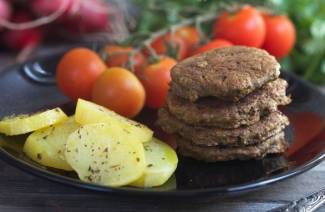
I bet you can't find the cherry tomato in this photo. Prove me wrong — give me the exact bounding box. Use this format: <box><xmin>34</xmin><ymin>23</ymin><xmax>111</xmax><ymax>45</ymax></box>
<box><xmin>262</xmin><ymin>15</ymin><xmax>296</xmax><ymax>59</ymax></box>
<box><xmin>175</xmin><ymin>26</ymin><xmax>200</xmax><ymax>52</ymax></box>
<box><xmin>148</xmin><ymin>33</ymin><xmax>187</xmax><ymax>60</ymax></box>
<box><xmin>190</xmin><ymin>39</ymin><xmax>233</xmax><ymax>56</ymax></box>
<box><xmin>213</xmin><ymin>5</ymin><xmax>265</xmax><ymax>47</ymax></box>
<box><xmin>102</xmin><ymin>45</ymin><xmax>146</xmax><ymax>76</ymax></box>
<box><xmin>141</xmin><ymin>57</ymin><xmax>177</xmax><ymax>109</ymax></box>
<box><xmin>56</xmin><ymin>48</ymin><xmax>106</xmax><ymax>100</ymax></box>
<box><xmin>92</xmin><ymin>67</ymin><xmax>145</xmax><ymax>118</ymax></box>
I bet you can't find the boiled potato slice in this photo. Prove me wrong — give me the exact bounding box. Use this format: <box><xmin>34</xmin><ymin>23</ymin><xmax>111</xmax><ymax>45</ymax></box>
<box><xmin>130</xmin><ymin>138</ymin><xmax>178</xmax><ymax>188</ymax></box>
<box><xmin>65</xmin><ymin>123</ymin><xmax>145</xmax><ymax>187</ymax></box>
<box><xmin>75</xmin><ymin>99</ymin><xmax>152</xmax><ymax>143</ymax></box>
<box><xmin>0</xmin><ymin>108</ymin><xmax>68</xmax><ymax>136</ymax></box>
<box><xmin>23</xmin><ymin>117</ymin><xmax>79</xmax><ymax>171</ymax></box>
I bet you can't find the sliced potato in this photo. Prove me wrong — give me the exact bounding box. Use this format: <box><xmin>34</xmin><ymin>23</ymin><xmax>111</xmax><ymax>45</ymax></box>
<box><xmin>75</xmin><ymin>99</ymin><xmax>153</xmax><ymax>143</ymax></box>
<box><xmin>0</xmin><ymin>108</ymin><xmax>68</xmax><ymax>136</ymax></box>
<box><xmin>65</xmin><ymin>123</ymin><xmax>145</xmax><ymax>187</ymax></box>
<box><xmin>23</xmin><ymin>117</ymin><xmax>79</xmax><ymax>171</ymax></box>
<box><xmin>130</xmin><ymin>138</ymin><xmax>178</xmax><ymax>188</ymax></box>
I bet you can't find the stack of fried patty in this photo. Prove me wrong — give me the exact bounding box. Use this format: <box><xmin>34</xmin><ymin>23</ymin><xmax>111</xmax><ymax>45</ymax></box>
<box><xmin>157</xmin><ymin>46</ymin><xmax>291</xmax><ymax>162</ymax></box>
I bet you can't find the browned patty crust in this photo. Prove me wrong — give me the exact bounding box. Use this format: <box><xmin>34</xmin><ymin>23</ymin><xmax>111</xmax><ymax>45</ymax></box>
<box><xmin>170</xmin><ymin>46</ymin><xmax>280</xmax><ymax>102</ymax></box>
<box><xmin>157</xmin><ymin>108</ymin><xmax>289</xmax><ymax>147</ymax></box>
<box><xmin>177</xmin><ymin>132</ymin><xmax>288</xmax><ymax>162</ymax></box>
<box><xmin>166</xmin><ymin>78</ymin><xmax>291</xmax><ymax>128</ymax></box>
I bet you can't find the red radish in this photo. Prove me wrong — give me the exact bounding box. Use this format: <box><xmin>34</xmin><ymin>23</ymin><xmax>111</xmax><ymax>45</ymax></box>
<box><xmin>0</xmin><ymin>0</ymin><xmax>11</xmax><ymax>28</ymax></box>
<box><xmin>4</xmin><ymin>28</ymin><xmax>43</xmax><ymax>50</ymax></box>
<box><xmin>31</xmin><ymin>0</ymin><xmax>73</xmax><ymax>21</ymax></box>
<box><xmin>2</xmin><ymin>11</ymin><xmax>43</xmax><ymax>50</ymax></box>
<box><xmin>64</xmin><ymin>0</ymin><xmax>110</xmax><ymax>33</ymax></box>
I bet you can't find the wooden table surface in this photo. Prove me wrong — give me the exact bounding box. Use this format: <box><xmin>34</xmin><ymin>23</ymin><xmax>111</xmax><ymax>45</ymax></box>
<box><xmin>0</xmin><ymin>160</ymin><xmax>323</xmax><ymax>212</ymax></box>
<box><xmin>0</xmin><ymin>49</ymin><xmax>324</xmax><ymax>212</ymax></box>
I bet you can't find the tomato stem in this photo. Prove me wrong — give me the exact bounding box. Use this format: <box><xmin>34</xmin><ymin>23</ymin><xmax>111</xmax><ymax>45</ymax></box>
<box><xmin>142</xmin><ymin>13</ymin><xmax>216</xmax><ymax>46</ymax></box>
<box><xmin>129</xmin><ymin>13</ymin><xmax>217</xmax><ymax>61</ymax></box>
<box><xmin>144</xmin><ymin>41</ymin><xmax>159</xmax><ymax>59</ymax></box>
<box><xmin>126</xmin><ymin>49</ymin><xmax>138</xmax><ymax>73</ymax></box>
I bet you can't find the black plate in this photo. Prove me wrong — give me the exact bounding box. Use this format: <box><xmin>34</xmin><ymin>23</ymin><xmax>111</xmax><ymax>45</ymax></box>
<box><xmin>0</xmin><ymin>49</ymin><xmax>324</xmax><ymax>198</ymax></box>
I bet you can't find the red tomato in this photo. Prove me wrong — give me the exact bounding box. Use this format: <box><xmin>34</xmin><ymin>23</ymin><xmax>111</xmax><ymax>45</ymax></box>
<box><xmin>175</xmin><ymin>26</ymin><xmax>200</xmax><ymax>52</ymax></box>
<box><xmin>213</xmin><ymin>5</ymin><xmax>265</xmax><ymax>47</ymax></box>
<box><xmin>262</xmin><ymin>15</ymin><xmax>296</xmax><ymax>59</ymax></box>
<box><xmin>148</xmin><ymin>33</ymin><xmax>188</xmax><ymax>60</ymax></box>
<box><xmin>56</xmin><ymin>48</ymin><xmax>106</xmax><ymax>100</ymax></box>
<box><xmin>141</xmin><ymin>57</ymin><xmax>177</xmax><ymax>109</ymax></box>
<box><xmin>102</xmin><ymin>45</ymin><xmax>146</xmax><ymax>76</ymax></box>
<box><xmin>190</xmin><ymin>39</ymin><xmax>233</xmax><ymax>56</ymax></box>
<box><xmin>92</xmin><ymin>67</ymin><xmax>145</xmax><ymax>118</ymax></box>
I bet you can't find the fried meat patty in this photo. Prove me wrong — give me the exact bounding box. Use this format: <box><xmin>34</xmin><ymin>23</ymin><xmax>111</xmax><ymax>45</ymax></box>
<box><xmin>170</xmin><ymin>46</ymin><xmax>280</xmax><ymax>102</ymax></box>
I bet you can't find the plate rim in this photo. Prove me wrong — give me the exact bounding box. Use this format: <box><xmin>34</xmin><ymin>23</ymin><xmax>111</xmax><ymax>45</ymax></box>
<box><xmin>0</xmin><ymin>146</ymin><xmax>324</xmax><ymax>197</ymax></box>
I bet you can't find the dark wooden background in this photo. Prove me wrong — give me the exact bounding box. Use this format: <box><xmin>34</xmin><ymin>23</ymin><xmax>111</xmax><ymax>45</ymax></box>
<box><xmin>0</xmin><ymin>48</ymin><xmax>324</xmax><ymax>212</ymax></box>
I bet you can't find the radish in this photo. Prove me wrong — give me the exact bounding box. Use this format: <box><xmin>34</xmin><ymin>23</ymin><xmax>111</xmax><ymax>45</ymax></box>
<box><xmin>64</xmin><ymin>0</ymin><xmax>110</xmax><ymax>33</ymax></box>
<box><xmin>2</xmin><ymin>11</ymin><xmax>43</xmax><ymax>50</ymax></box>
<box><xmin>0</xmin><ymin>0</ymin><xmax>11</xmax><ymax>29</ymax></box>
<box><xmin>31</xmin><ymin>0</ymin><xmax>110</xmax><ymax>33</ymax></box>
<box><xmin>31</xmin><ymin>0</ymin><xmax>73</xmax><ymax>21</ymax></box>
